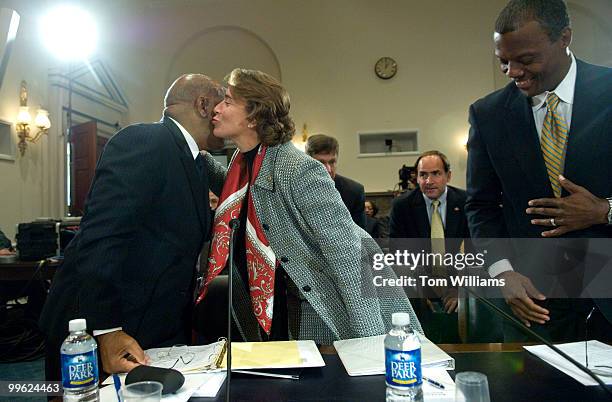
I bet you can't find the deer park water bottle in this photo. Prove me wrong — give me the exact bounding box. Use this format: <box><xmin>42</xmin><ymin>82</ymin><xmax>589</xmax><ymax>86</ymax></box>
<box><xmin>60</xmin><ymin>318</ymin><xmax>99</xmax><ymax>401</ymax></box>
<box><xmin>385</xmin><ymin>312</ymin><xmax>423</xmax><ymax>402</ymax></box>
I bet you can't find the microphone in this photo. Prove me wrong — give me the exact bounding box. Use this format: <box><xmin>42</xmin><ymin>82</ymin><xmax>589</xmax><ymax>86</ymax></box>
<box><xmin>461</xmin><ymin>285</ymin><xmax>612</xmax><ymax>396</ymax></box>
<box><xmin>125</xmin><ymin>365</ymin><xmax>184</xmax><ymax>394</ymax></box>
<box><xmin>225</xmin><ymin>218</ymin><xmax>240</xmax><ymax>402</ymax></box>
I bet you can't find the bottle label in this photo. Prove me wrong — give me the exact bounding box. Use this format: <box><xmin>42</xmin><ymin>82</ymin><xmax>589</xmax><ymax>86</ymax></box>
<box><xmin>61</xmin><ymin>350</ymin><xmax>98</xmax><ymax>389</ymax></box>
<box><xmin>385</xmin><ymin>347</ymin><xmax>422</xmax><ymax>388</ymax></box>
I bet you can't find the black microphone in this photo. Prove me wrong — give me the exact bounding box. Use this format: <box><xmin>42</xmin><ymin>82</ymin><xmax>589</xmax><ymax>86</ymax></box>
<box><xmin>461</xmin><ymin>285</ymin><xmax>612</xmax><ymax>396</ymax></box>
<box><xmin>225</xmin><ymin>218</ymin><xmax>240</xmax><ymax>402</ymax></box>
<box><xmin>125</xmin><ymin>365</ymin><xmax>184</xmax><ymax>394</ymax></box>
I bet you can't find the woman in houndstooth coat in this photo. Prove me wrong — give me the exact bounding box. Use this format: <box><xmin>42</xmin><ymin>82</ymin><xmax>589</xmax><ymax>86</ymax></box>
<box><xmin>199</xmin><ymin>68</ymin><xmax>421</xmax><ymax>344</ymax></box>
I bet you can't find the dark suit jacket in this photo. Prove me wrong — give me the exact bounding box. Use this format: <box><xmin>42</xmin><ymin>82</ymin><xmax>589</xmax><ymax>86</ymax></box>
<box><xmin>389</xmin><ymin>186</ymin><xmax>470</xmax><ymax>252</ymax></box>
<box><xmin>334</xmin><ymin>174</ymin><xmax>366</xmax><ymax>229</ymax></box>
<box><xmin>39</xmin><ymin>117</ymin><xmax>210</xmax><ymax>349</ymax></box>
<box><xmin>389</xmin><ymin>186</ymin><xmax>471</xmax><ymax>309</ymax></box>
<box><xmin>365</xmin><ymin>216</ymin><xmax>381</xmax><ymax>238</ymax></box>
<box><xmin>465</xmin><ymin>59</ymin><xmax>612</xmax><ymax>318</ymax></box>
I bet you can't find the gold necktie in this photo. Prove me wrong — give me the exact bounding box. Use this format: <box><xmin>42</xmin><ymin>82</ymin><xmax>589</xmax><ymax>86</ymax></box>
<box><xmin>430</xmin><ymin>200</ymin><xmax>445</xmax><ymax>277</ymax></box>
<box><xmin>540</xmin><ymin>92</ymin><xmax>569</xmax><ymax>197</ymax></box>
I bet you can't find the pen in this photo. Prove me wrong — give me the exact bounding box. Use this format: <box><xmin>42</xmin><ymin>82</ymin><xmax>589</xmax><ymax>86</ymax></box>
<box><xmin>112</xmin><ymin>374</ymin><xmax>121</xmax><ymax>399</ymax></box>
<box><xmin>423</xmin><ymin>376</ymin><xmax>445</xmax><ymax>390</ymax></box>
<box><xmin>232</xmin><ymin>369</ymin><xmax>300</xmax><ymax>380</ymax></box>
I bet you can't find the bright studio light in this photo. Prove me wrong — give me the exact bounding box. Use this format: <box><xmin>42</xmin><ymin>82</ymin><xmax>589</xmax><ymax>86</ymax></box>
<box><xmin>40</xmin><ymin>5</ymin><xmax>97</xmax><ymax>61</ymax></box>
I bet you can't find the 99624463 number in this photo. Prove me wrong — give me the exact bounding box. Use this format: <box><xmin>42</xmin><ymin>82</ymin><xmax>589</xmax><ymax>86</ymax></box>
<box><xmin>0</xmin><ymin>381</ymin><xmax>63</xmax><ymax>396</ymax></box>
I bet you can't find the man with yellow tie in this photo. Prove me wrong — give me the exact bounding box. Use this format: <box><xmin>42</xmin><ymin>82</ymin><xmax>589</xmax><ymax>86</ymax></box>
<box><xmin>465</xmin><ymin>0</ymin><xmax>612</xmax><ymax>341</ymax></box>
<box><xmin>390</xmin><ymin>151</ymin><xmax>471</xmax><ymax>343</ymax></box>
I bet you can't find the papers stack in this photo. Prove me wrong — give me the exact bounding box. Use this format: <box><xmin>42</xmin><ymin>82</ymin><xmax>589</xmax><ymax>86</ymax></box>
<box><xmin>102</xmin><ymin>339</ymin><xmax>325</xmax><ymax>401</ymax></box>
<box><xmin>145</xmin><ymin>339</ymin><xmax>325</xmax><ymax>373</ymax></box>
<box><xmin>524</xmin><ymin>340</ymin><xmax>612</xmax><ymax>386</ymax></box>
<box><xmin>100</xmin><ymin>372</ymin><xmax>226</xmax><ymax>402</ymax></box>
<box><xmin>146</xmin><ymin>340</ymin><xmax>226</xmax><ymax>373</ymax></box>
<box><xmin>333</xmin><ymin>334</ymin><xmax>454</xmax><ymax>376</ymax></box>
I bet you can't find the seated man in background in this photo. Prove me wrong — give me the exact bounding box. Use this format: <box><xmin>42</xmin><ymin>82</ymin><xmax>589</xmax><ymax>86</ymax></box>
<box><xmin>365</xmin><ymin>200</ymin><xmax>389</xmax><ymax>239</ymax></box>
<box><xmin>306</xmin><ymin>134</ymin><xmax>366</xmax><ymax>229</ymax></box>
<box><xmin>209</xmin><ymin>190</ymin><xmax>219</xmax><ymax>212</ymax></box>
<box><xmin>390</xmin><ymin>150</ymin><xmax>470</xmax><ymax>343</ymax></box>
<box><xmin>365</xmin><ymin>200</ymin><xmax>386</xmax><ymax>238</ymax></box>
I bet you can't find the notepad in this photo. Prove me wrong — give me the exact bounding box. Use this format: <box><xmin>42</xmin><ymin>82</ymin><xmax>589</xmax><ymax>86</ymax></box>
<box><xmin>222</xmin><ymin>340</ymin><xmax>301</xmax><ymax>368</ymax></box>
<box><xmin>333</xmin><ymin>334</ymin><xmax>455</xmax><ymax>376</ymax></box>
<box><xmin>222</xmin><ymin>340</ymin><xmax>325</xmax><ymax>370</ymax></box>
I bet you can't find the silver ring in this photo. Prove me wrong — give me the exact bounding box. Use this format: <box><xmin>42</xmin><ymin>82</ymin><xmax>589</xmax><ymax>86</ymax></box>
<box><xmin>550</xmin><ymin>218</ymin><xmax>557</xmax><ymax>227</ymax></box>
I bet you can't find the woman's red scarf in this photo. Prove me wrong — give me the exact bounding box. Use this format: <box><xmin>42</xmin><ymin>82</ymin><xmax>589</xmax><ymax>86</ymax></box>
<box><xmin>196</xmin><ymin>147</ymin><xmax>277</xmax><ymax>334</ymax></box>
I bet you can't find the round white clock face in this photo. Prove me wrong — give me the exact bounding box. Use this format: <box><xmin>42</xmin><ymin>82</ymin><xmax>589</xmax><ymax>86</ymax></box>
<box><xmin>375</xmin><ymin>57</ymin><xmax>397</xmax><ymax>79</ymax></box>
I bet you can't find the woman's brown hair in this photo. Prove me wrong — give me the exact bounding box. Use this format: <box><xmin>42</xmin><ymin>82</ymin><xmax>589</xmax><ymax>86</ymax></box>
<box><xmin>226</xmin><ymin>68</ymin><xmax>295</xmax><ymax>146</ymax></box>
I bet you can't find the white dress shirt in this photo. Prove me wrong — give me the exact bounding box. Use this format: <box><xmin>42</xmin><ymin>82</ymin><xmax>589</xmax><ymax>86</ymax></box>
<box><xmin>168</xmin><ymin>116</ymin><xmax>200</xmax><ymax>160</ymax></box>
<box><xmin>422</xmin><ymin>187</ymin><xmax>448</xmax><ymax>228</ymax></box>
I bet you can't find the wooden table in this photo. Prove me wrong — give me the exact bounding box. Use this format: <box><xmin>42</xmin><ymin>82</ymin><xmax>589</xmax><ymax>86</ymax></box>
<box><xmin>0</xmin><ymin>259</ymin><xmax>59</xmax><ymax>281</ymax></box>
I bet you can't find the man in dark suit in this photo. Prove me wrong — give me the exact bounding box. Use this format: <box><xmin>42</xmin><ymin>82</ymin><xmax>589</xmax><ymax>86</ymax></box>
<box><xmin>306</xmin><ymin>134</ymin><xmax>366</xmax><ymax>228</ymax></box>
<box><xmin>466</xmin><ymin>0</ymin><xmax>612</xmax><ymax>341</ymax></box>
<box><xmin>390</xmin><ymin>151</ymin><xmax>470</xmax><ymax>342</ymax></box>
<box><xmin>39</xmin><ymin>74</ymin><xmax>224</xmax><ymax>380</ymax></box>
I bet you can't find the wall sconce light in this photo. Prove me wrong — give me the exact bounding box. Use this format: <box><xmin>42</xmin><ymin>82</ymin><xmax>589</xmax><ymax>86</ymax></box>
<box><xmin>301</xmin><ymin>123</ymin><xmax>309</xmax><ymax>143</ymax></box>
<box><xmin>458</xmin><ymin>132</ymin><xmax>469</xmax><ymax>151</ymax></box>
<box><xmin>15</xmin><ymin>80</ymin><xmax>51</xmax><ymax>156</ymax></box>
<box><xmin>292</xmin><ymin>123</ymin><xmax>310</xmax><ymax>152</ymax></box>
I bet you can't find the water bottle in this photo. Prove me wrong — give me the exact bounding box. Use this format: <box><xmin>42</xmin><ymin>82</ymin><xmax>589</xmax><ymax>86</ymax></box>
<box><xmin>61</xmin><ymin>319</ymin><xmax>99</xmax><ymax>402</ymax></box>
<box><xmin>385</xmin><ymin>312</ymin><xmax>423</xmax><ymax>402</ymax></box>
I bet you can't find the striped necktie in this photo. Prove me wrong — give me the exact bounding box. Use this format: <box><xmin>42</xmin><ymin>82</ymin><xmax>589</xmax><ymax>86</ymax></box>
<box><xmin>540</xmin><ymin>92</ymin><xmax>568</xmax><ymax>197</ymax></box>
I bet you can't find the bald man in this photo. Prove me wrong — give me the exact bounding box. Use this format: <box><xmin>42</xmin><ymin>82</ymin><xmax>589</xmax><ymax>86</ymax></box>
<box><xmin>40</xmin><ymin>74</ymin><xmax>224</xmax><ymax>381</ymax></box>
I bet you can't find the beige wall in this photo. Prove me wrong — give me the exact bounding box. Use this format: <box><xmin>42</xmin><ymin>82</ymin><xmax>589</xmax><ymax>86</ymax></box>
<box><xmin>0</xmin><ymin>2</ymin><xmax>53</xmax><ymax>240</ymax></box>
<box><xmin>0</xmin><ymin>0</ymin><xmax>610</xmax><ymax>239</ymax></box>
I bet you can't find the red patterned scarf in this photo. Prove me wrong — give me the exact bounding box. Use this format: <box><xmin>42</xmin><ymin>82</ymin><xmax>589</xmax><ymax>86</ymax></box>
<box><xmin>195</xmin><ymin>146</ymin><xmax>277</xmax><ymax>334</ymax></box>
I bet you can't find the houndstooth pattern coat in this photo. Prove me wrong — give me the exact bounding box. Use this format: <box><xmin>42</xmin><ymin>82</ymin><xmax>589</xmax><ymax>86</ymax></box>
<box><xmin>204</xmin><ymin>142</ymin><xmax>422</xmax><ymax>344</ymax></box>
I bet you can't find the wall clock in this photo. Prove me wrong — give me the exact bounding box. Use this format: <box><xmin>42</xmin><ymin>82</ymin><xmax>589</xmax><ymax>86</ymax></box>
<box><xmin>374</xmin><ymin>57</ymin><xmax>397</xmax><ymax>79</ymax></box>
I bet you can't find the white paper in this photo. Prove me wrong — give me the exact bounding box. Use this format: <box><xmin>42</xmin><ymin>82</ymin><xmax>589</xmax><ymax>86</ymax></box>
<box><xmin>297</xmin><ymin>339</ymin><xmax>327</xmax><ymax>367</ymax></box>
<box><xmin>524</xmin><ymin>340</ymin><xmax>612</xmax><ymax>386</ymax></box>
<box><xmin>188</xmin><ymin>372</ymin><xmax>227</xmax><ymax>398</ymax></box>
<box><xmin>333</xmin><ymin>334</ymin><xmax>454</xmax><ymax>376</ymax></box>
<box><xmin>145</xmin><ymin>341</ymin><xmax>224</xmax><ymax>373</ymax></box>
<box><xmin>423</xmin><ymin>367</ymin><xmax>455</xmax><ymax>402</ymax></box>
<box><xmin>99</xmin><ymin>371</ymin><xmax>225</xmax><ymax>402</ymax></box>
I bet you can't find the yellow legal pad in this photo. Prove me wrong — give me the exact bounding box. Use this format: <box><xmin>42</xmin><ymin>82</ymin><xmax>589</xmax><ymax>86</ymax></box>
<box><xmin>221</xmin><ymin>341</ymin><xmax>302</xmax><ymax>369</ymax></box>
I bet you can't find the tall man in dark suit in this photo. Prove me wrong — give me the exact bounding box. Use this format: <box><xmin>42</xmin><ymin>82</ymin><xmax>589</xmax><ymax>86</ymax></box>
<box><xmin>306</xmin><ymin>134</ymin><xmax>366</xmax><ymax>229</ymax></box>
<box><xmin>466</xmin><ymin>0</ymin><xmax>612</xmax><ymax>341</ymax></box>
<box><xmin>39</xmin><ymin>74</ymin><xmax>224</xmax><ymax>380</ymax></box>
<box><xmin>390</xmin><ymin>151</ymin><xmax>470</xmax><ymax>342</ymax></box>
